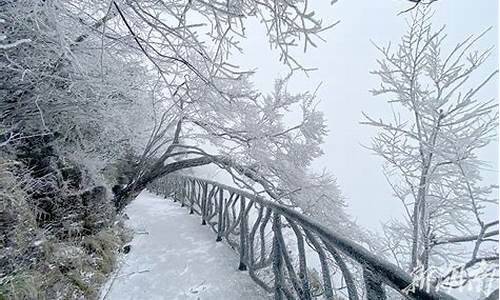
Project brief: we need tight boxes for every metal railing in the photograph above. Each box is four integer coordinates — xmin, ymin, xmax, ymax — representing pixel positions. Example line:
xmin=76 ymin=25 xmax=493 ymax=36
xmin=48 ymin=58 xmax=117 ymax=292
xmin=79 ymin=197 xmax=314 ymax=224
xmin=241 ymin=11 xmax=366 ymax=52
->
xmin=148 ymin=175 xmax=456 ymax=300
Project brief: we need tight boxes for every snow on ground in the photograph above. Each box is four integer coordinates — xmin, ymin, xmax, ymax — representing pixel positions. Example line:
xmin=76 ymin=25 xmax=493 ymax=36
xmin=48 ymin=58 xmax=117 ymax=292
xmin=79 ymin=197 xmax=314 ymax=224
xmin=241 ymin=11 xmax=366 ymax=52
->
xmin=100 ymin=191 xmax=270 ymax=300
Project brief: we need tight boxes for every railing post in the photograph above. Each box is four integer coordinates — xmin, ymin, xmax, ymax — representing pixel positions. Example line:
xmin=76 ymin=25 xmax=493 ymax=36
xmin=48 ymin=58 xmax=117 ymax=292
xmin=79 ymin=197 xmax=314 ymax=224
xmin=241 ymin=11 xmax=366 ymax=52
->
xmin=272 ymin=212 xmax=284 ymax=300
xmin=176 ymin=177 xmax=182 ymax=202
xmin=364 ymin=266 xmax=386 ymax=300
xmin=189 ymin=179 xmax=195 ymax=214
xmin=181 ymin=180 xmax=186 ymax=207
xmin=323 ymin=243 xmax=359 ymax=300
xmin=216 ymin=187 xmax=224 ymax=242
xmin=304 ymin=230 xmax=334 ymax=300
xmin=238 ymin=196 xmax=247 ymax=271
xmin=173 ymin=178 xmax=178 ymax=202
xmin=162 ymin=177 xmax=169 ymax=198
xmin=287 ymin=220 xmax=312 ymax=300
xmin=201 ymin=182 xmax=208 ymax=225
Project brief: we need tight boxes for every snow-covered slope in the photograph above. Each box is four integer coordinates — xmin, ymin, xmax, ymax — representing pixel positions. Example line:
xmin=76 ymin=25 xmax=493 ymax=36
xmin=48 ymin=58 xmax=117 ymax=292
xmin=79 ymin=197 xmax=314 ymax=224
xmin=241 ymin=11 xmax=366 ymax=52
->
xmin=100 ymin=191 xmax=269 ymax=300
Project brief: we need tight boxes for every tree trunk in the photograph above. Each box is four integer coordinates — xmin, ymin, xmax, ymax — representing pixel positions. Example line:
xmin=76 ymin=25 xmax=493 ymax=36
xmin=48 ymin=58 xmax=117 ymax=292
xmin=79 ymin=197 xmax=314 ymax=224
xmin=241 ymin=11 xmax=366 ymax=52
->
xmin=113 ymin=156 xmax=218 ymax=212
xmin=411 ymin=116 xmax=443 ymax=273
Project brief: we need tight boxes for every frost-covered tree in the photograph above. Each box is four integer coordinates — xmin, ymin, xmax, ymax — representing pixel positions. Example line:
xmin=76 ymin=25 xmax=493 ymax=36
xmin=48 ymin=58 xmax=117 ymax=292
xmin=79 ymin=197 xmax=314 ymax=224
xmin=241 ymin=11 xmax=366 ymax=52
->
xmin=364 ymin=7 xmax=498 ymax=292
xmin=1 ymin=1 xmax=156 ymax=176
xmin=1 ymin=1 xmax=158 ymax=297
xmin=100 ymin=0 xmax=339 ymax=211
xmin=1 ymin=0 xmax=340 ymax=229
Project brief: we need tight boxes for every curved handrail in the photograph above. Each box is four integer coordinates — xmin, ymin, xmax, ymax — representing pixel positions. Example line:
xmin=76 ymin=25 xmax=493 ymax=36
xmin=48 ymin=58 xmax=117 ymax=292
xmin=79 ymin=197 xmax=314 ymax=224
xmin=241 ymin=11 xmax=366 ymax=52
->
xmin=148 ymin=175 xmax=456 ymax=300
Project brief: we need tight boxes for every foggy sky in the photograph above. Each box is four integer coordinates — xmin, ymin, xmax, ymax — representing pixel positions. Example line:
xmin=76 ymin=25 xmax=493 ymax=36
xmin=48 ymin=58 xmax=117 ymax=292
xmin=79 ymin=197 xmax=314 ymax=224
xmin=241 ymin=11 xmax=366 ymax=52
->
xmin=232 ymin=0 xmax=499 ymax=230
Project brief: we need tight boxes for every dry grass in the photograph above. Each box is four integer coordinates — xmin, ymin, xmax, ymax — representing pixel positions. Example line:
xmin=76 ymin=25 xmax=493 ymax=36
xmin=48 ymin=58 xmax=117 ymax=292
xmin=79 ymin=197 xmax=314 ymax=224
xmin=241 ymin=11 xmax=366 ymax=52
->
xmin=0 ymin=156 xmax=132 ymax=300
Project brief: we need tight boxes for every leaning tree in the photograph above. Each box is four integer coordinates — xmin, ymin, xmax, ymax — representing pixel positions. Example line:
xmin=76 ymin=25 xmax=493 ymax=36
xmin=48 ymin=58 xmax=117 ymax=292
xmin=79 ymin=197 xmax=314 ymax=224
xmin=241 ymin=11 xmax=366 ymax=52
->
xmin=85 ymin=0 xmax=342 ymax=211
xmin=0 ymin=0 xmax=343 ymax=244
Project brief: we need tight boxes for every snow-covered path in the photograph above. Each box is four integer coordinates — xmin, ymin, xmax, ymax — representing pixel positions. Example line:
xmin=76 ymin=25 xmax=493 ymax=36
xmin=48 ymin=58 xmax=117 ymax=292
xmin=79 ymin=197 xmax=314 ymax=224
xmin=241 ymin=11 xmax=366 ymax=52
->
xmin=101 ymin=191 xmax=269 ymax=300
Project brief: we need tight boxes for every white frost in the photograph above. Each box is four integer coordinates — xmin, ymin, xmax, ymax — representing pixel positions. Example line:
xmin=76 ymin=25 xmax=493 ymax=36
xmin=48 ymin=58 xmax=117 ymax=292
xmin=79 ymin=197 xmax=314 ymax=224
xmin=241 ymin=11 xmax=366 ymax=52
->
xmin=0 ymin=38 xmax=31 ymax=49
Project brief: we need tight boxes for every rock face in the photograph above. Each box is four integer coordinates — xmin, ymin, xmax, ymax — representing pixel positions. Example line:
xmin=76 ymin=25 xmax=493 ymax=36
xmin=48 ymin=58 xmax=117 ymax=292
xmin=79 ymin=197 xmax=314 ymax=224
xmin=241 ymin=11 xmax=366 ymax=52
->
xmin=1 ymin=133 xmax=122 ymax=298
xmin=12 ymin=134 xmax=115 ymax=238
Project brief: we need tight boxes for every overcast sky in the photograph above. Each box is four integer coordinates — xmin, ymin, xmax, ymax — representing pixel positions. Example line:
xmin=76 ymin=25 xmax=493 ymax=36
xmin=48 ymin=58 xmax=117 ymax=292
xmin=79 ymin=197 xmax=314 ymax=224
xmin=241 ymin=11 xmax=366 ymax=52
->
xmin=231 ymin=0 xmax=499 ymax=230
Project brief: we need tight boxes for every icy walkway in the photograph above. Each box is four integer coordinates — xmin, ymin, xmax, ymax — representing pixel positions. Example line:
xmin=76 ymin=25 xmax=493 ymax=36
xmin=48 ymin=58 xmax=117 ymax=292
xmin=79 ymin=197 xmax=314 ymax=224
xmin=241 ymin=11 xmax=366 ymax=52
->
xmin=101 ymin=191 xmax=269 ymax=300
